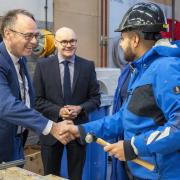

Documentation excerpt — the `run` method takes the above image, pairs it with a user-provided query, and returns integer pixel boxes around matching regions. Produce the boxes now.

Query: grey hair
[0,9,35,37]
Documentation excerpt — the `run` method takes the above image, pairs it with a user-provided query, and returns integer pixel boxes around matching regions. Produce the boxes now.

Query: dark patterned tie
[18,58,26,101]
[17,58,27,138]
[63,60,71,104]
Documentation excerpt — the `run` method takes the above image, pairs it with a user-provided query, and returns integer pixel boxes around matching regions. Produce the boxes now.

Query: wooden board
[45,174,68,180]
[0,167,68,180]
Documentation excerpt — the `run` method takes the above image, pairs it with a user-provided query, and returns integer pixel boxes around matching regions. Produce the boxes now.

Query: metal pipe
[100,0,108,67]
[104,0,108,67]
[0,159,25,170]
[44,0,48,30]
[100,0,104,67]
[171,0,175,40]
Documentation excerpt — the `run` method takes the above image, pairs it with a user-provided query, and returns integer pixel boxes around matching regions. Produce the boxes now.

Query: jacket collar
[131,48,157,71]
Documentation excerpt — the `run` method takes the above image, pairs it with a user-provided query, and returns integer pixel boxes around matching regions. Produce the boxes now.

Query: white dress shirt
[8,51,52,135]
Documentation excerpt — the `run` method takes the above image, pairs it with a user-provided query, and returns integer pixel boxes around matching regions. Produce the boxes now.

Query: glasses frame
[9,28,40,41]
[55,39,77,47]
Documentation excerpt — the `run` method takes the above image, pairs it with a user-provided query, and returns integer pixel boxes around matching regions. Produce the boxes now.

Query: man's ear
[133,33,140,48]
[54,40,58,48]
[4,28,11,40]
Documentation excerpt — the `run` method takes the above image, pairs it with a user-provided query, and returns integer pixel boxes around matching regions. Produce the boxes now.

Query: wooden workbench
[0,167,68,180]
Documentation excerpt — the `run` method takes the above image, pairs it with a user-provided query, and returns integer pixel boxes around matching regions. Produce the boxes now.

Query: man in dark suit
[0,9,71,163]
[33,27,100,180]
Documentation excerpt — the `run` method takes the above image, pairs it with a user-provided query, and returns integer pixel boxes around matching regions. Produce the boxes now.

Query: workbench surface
[0,167,68,180]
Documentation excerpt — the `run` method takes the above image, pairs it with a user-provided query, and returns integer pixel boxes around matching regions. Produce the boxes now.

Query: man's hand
[59,107,71,120]
[59,124,80,141]
[59,105,82,120]
[65,105,82,119]
[104,140,126,161]
[50,120,75,144]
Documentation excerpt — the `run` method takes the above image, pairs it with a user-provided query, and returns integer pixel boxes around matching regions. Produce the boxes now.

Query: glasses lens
[61,40,68,46]
[59,39,77,46]
[24,32,40,40]
[70,39,77,46]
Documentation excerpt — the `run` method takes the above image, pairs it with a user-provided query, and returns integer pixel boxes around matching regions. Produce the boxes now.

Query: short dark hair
[128,29,162,41]
[0,9,35,37]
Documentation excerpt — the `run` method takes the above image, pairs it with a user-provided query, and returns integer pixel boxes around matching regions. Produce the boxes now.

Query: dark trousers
[41,140,86,180]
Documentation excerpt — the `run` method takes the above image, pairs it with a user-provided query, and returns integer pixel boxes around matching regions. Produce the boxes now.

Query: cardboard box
[24,145,44,175]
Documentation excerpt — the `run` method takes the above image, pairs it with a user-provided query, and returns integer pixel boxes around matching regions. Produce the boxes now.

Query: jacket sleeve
[80,62,101,113]
[133,58,180,156]
[0,62,48,134]
[33,61,61,120]
[81,110,124,141]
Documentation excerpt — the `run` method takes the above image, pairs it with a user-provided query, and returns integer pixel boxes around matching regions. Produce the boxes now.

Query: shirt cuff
[42,120,53,135]
[124,140,137,161]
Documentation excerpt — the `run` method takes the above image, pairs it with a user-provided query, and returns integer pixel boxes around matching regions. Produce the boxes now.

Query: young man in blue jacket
[60,2,180,180]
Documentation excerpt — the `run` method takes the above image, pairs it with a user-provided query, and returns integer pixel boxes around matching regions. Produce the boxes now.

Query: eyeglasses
[55,39,77,47]
[9,29,40,41]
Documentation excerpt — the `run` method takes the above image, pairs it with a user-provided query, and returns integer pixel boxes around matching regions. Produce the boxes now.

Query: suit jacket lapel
[52,55,63,98]
[0,42,20,95]
[72,56,80,94]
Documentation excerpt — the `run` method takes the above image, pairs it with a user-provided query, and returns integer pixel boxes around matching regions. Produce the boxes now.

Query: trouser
[41,139,86,180]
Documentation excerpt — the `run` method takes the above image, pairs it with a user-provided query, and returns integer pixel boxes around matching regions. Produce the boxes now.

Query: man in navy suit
[33,27,100,180]
[0,9,71,164]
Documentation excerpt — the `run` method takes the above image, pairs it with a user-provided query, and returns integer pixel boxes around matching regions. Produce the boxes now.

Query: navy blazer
[33,55,100,145]
[0,42,49,162]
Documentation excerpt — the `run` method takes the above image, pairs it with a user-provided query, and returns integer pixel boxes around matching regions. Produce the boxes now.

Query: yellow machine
[33,29,55,57]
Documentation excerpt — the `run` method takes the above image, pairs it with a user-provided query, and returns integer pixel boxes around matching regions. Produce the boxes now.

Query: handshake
[50,120,80,144]
[49,105,83,144]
